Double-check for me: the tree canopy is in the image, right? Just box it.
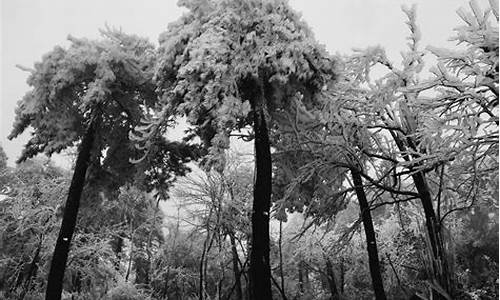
[2,0,498,300]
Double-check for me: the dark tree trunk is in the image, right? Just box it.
[389,131,451,298]
[351,168,387,300]
[339,258,345,294]
[249,99,273,300]
[45,117,97,300]
[229,232,243,300]
[412,172,450,298]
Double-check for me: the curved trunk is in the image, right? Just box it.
[351,168,387,300]
[45,117,97,300]
[249,102,273,300]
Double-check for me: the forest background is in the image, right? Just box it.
[0,0,497,299]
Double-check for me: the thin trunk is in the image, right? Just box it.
[297,261,304,296]
[230,232,243,300]
[45,116,97,300]
[325,258,340,300]
[271,275,289,300]
[225,256,250,300]
[278,221,286,297]
[126,223,134,282]
[389,131,450,297]
[296,261,310,298]
[199,219,210,300]
[249,88,272,299]
[385,253,407,296]
[218,234,225,300]
[412,171,450,297]
[351,168,387,300]
[200,212,217,299]
[339,258,344,294]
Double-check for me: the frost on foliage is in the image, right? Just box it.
[427,0,498,86]
[152,0,334,171]
[8,29,156,163]
[271,94,354,222]
[420,0,498,167]
[272,4,430,223]
[330,1,498,175]
[273,149,349,223]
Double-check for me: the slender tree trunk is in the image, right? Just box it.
[125,227,133,282]
[325,258,340,300]
[339,258,345,295]
[389,131,451,298]
[278,221,286,296]
[229,232,243,300]
[412,171,450,298]
[45,117,97,300]
[351,168,387,300]
[249,97,273,299]
[303,264,311,294]
[199,216,210,300]
[297,261,305,297]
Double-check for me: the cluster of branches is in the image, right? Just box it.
[273,1,498,299]
[2,0,497,299]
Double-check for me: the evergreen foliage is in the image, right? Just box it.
[2,0,498,299]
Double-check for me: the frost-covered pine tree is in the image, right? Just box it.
[9,29,157,300]
[133,0,334,298]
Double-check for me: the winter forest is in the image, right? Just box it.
[0,0,498,299]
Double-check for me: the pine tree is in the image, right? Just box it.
[9,29,157,300]
[136,0,334,298]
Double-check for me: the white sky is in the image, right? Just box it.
[0,0,480,166]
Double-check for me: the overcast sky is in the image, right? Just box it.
[1,0,479,166]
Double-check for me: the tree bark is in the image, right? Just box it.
[45,117,97,300]
[351,168,387,300]
[249,99,273,299]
